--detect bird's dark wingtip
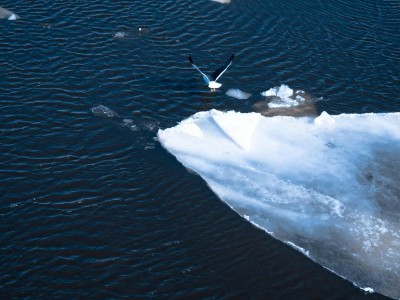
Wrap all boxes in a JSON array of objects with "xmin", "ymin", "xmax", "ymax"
[{"xmin": 188, "ymin": 55, "xmax": 194, "ymax": 64}]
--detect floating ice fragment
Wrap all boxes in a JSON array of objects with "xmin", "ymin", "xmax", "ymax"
[
  {"xmin": 211, "ymin": 0, "xmax": 231, "ymax": 3},
  {"xmin": 113, "ymin": 31, "xmax": 126, "ymax": 39},
  {"xmin": 123, "ymin": 119, "xmax": 134, "ymax": 125},
  {"xmin": 255, "ymin": 85, "xmax": 318, "ymax": 117},
  {"xmin": 261, "ymin": 84, "xmax": 293, "ymax": 98},
  {"xmin": 0, "ymin": 7, "xmax": 18, "ymax": 20},
  {"xmin": 129, "ymin": 125, "xmax": 140, "ymax": 132},
  {"xmin": 361, "ymin": 287, "xmax": 374, "ymax": 294},
  {"xmin": 261, "ymin": 84, "xmax": 302, "ymax": 108},
  {"xmin": 225, "ymin": 89, "xmax": 252, "ymax": 100},
  {"xmin": 91, "ymin": 105, "xmax": 118, "ymax": 118}
]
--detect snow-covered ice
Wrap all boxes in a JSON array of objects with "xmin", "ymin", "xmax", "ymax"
[
  {"xmin": 261, "ymin": 84, "xmax": 306, "ymax": 108},
  {"xmin": 158, "ymin": 109, "xmax": 400, "ymax": 299}
]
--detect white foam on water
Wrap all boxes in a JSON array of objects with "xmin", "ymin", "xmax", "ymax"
[
  {"xmin": 158, "ymin": 110, "xmax": 400, "ymax": 299},
  {"xmin": 225, "ymin": 89, "xmax": 252, "ymax": 100}
]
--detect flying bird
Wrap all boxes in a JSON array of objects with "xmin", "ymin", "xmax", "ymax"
[{"xmin": 188, "ymin": 53, "xmax": 235, "ymax": 91}]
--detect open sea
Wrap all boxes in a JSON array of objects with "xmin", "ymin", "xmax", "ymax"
[{"xmin": 1, "ymin": 0, "xmax": 399, "ymax": 299}]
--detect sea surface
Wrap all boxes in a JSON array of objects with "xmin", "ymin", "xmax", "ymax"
[{"xmin": 1, "ymin": 0, "xmax": 399, "ymax": 299}]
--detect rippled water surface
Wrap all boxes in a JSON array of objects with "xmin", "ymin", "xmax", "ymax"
[{"xmin": 1, "ymin": 0, "xmax": 399, "ymax": 299}]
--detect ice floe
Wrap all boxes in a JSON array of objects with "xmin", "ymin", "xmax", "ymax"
[{"xmin": 158, "ymin": 109, "xmax": 400, "ymax": 299}]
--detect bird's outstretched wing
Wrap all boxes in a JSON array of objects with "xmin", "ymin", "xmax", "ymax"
[
  {"xmin": 188, "ymin": 55, "xmax": 211, "ymax": 84},
  {"xmin": 212, "ymin": 52, "xmax": 235, "ymax": 81}
]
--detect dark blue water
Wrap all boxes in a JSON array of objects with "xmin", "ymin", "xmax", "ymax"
[{"xmin": 1, "ymin": 0, "xmax": 399, "ymax": 299}]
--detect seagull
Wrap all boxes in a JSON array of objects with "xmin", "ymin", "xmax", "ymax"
[{"xmin": 188, "ymin": 52, "xmax": 235, "ymax": 92}]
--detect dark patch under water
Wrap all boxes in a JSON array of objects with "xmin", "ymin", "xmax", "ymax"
[{"xmin": 1, "ymin": 0, "xmax": 399, "ymax": 299}]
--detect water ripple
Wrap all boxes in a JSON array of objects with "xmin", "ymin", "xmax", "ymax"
[{"xmin": 0, "ymin": 0, "xmax": 398, "ymax": 299}]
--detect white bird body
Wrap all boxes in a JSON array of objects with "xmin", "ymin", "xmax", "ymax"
[
  {"xmin": 208, "ymin": 81, "xmax": 222, "ymax": 89},
  {"xmin": 188, "ymin": 53, "xmax": 235, "ymax": 92}
]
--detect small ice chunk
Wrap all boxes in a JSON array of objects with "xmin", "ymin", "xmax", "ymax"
[
  {"xmin": 361, "ymin": 287, "xmax": 374, "ymax": 294},
  {"xmin": 261, "ymin": 84, "xmax": 293, "ymax": 98},
  {"xmin": 296, "ymin": 95, "xmax": 305, "ymax": 101},
  {"xmin": 113, "ymin": 31, "xmax": 126, "ymax": 39},
  {"xmin": 129, "ymin": 125, "xmax": 140, "ymax": 132},
  {"xmin": 0, "ymin": 7, "xmax": 18, "ymax": 19},
  {"xmin": 225, "ymin": 89, "xmax": 252, "ymax": 100},
  {"xmin": 211, "ymin": 0, "xmax": 231, "ymax": 3},
  {"xmin": 91, "ymin": 105, "xmax": 117, "ymax": 118},
  {"xmin": 260, "ymin": 87, "xmax": 277, "ymax": 97},
  {"xmin": 276, "ymin": 85, "xmax": 293, "ymax": 98},
  {"xmin": 315, "ymin": 111, "xmax": 335, "ymax": 126},
  {"xmin": 123, "ymin": 119, "xmax": 134, "ymax": 125},
  {"xmin": 261, "ymin": 84, "xmax": 300, "ymax": 108}
]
